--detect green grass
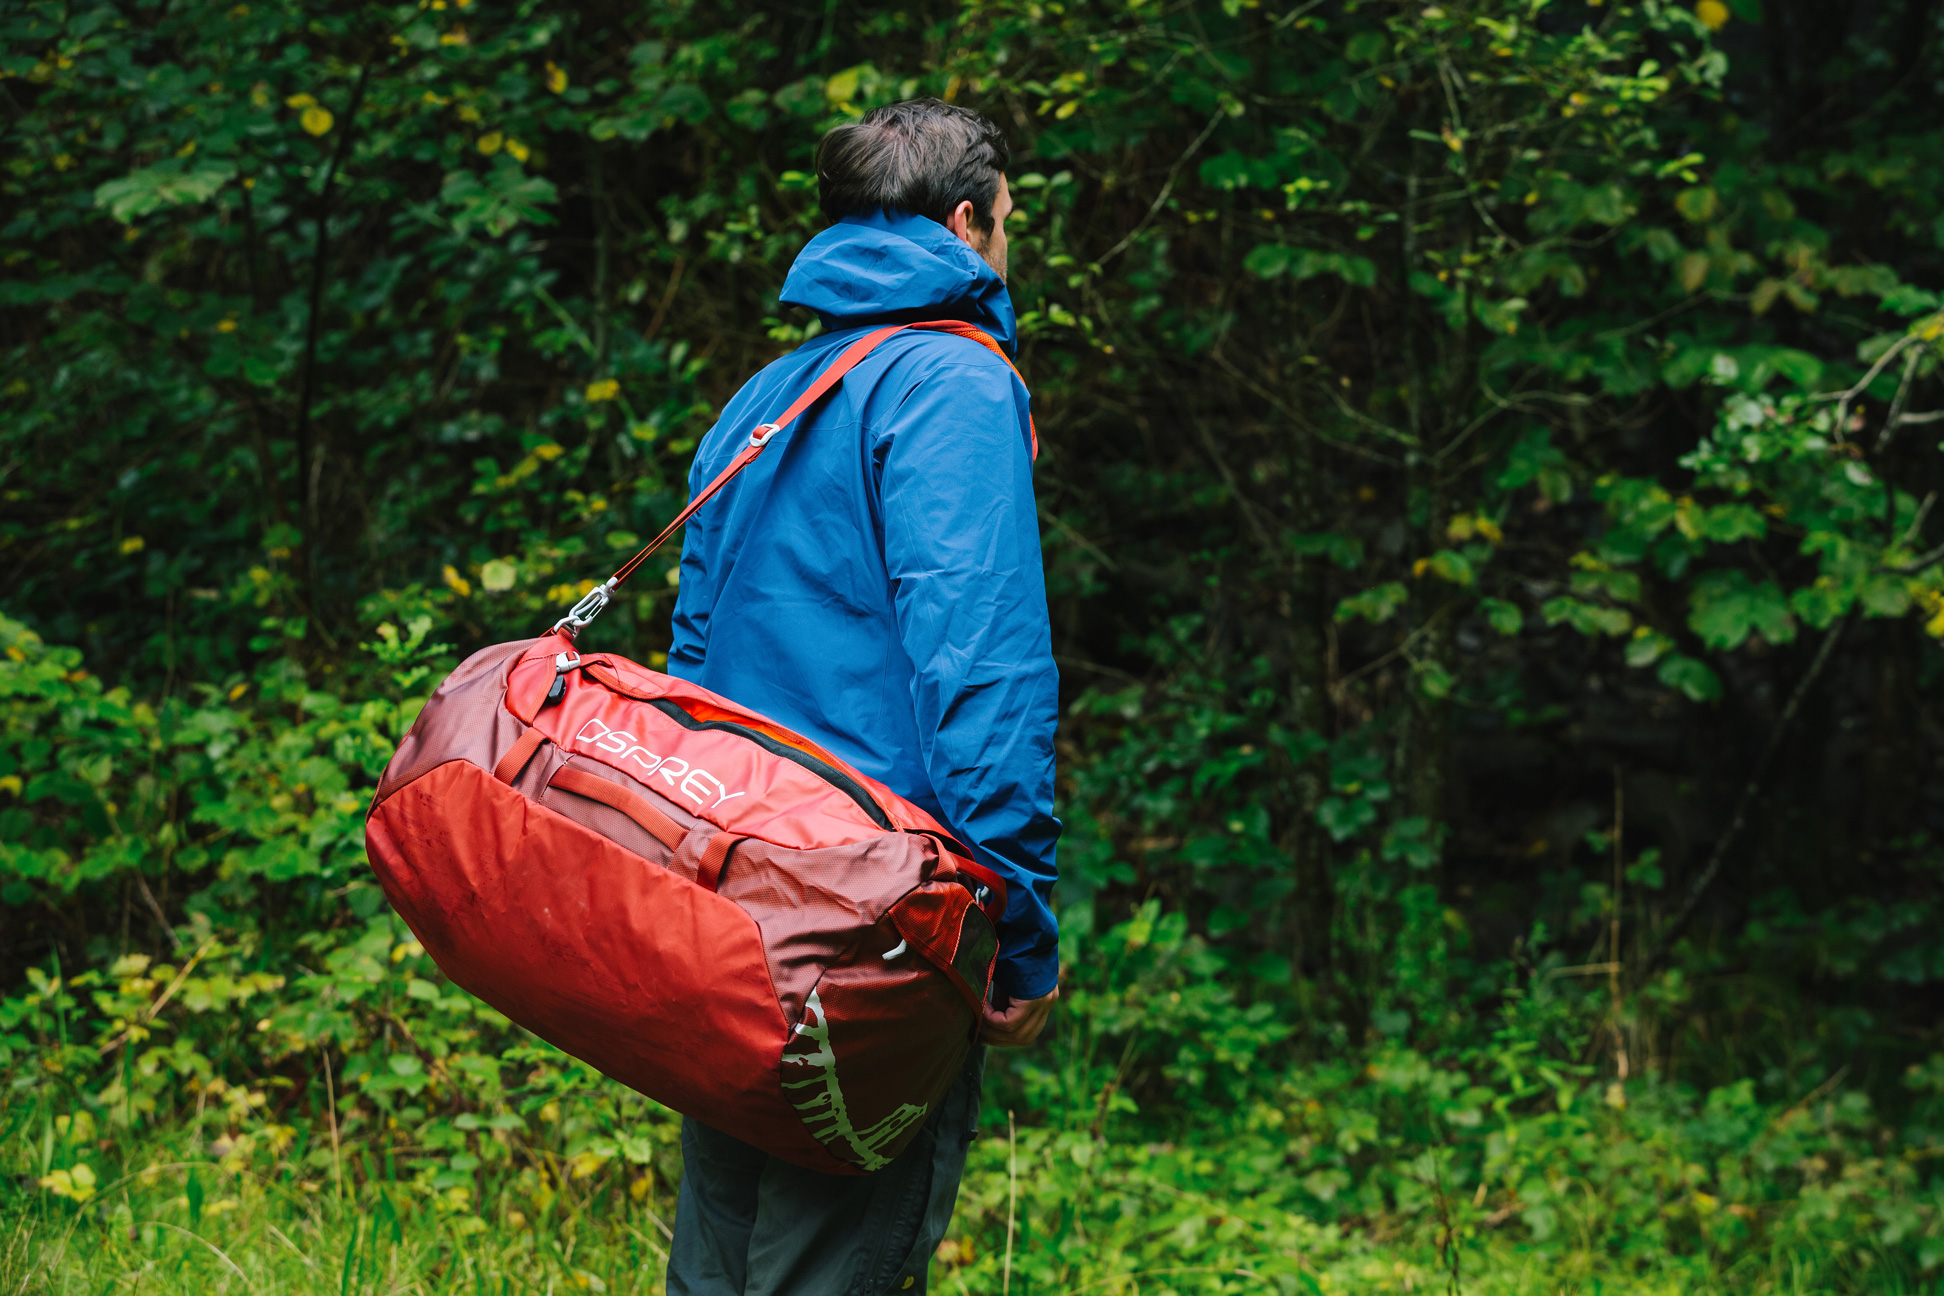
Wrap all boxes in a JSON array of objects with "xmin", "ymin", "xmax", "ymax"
[{"xmin": 7, "ymin": 1081, "xmax": 1940, "ymax": 1296}]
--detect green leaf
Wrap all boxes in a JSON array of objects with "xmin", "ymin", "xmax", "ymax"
[
  {"xmin": 1496, "ymin": 428, "xmax": 1572, "ymax": 503},
  {"xmin": 1657, "ymin": 654, "xmax": 1722, "ymax": 701},
  {"xmin": 1625, "ymin": 629, "xmax": 1675, "ymax": 668},
  {"xmin": 1541, "ymin": 597, "xmax": 1633, "ymax": 637},
  {"xmin": 1480, "ymin": 598, "xmax": 1523, "ymax": 636},
  {"xmin": 1289, "ymin": 531, "xmax": 1364, "ymax": 569},
  {"xmin": 1381, "ymin": 816, "xmax": 1444, "ymax": 870},
  {"xmin": 1345, "ymin": 30, "xmax": 1390, "ymax": 64},
  {"xmin": 442, "ymin": 164, "xmax": 560, "ymax": 238},
  {"xmin": 1418, "ymin": 549, "xmax": 1475, "ymax": 587},
  {"xmin": 1335, "ymin": 582, "xmax": 1409, "ymax": 624},
  {"xmin": 1688, "ymin": 570, "xmax": 1796, "ymax": 649},
  {"xmin": 1700, "ymin": 504, "xmax": 1766, "ymax": 543},
  {"xmin": 1245, "ymin": 245, "xmax": 1376, "ymax": 286},
  {"xmin": 94, "ymin": 162, "xmax": 237, "ymax": 222},
  {"xmin": 1316, "ymin": 795, "xmax": 1377, "ymax": 842}
]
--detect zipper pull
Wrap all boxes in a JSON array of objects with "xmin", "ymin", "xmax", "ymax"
[{"xmin": 543, "ymin": 651, "xmax": 582, "ymax": 708}]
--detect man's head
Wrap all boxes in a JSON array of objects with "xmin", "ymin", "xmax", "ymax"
[{"xmin": 815, "ymin": 98, "xmax": 1014, "ymax": 281}]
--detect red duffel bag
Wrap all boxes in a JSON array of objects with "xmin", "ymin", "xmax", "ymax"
[{"xmin": 364, "ymin": 321, "xmax": 1027, "ymax": 1174}]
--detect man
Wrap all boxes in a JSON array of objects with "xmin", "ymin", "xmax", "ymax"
[{"xmin": 663, "ymin": 99, "xmax": 1061, "ymax": 1294}]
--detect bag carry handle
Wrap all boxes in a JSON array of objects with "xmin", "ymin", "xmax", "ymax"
[{"xmin": 550, "ymin": 320, "xmax": 1033, "ymax": 637}]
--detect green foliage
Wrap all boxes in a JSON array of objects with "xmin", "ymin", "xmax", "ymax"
[{"xmin": 11, "ymin": 0, "xmax": 1944, "ymax": 1288}]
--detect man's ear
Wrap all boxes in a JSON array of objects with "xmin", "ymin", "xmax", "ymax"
[{"xmin": 945, "ymin": 198, "xmax": 976, "ymax": 244}]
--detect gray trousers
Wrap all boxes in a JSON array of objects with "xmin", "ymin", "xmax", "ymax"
[{"xmin": 666, "ymin": 1048, "xmax": 985, "ymax": 1296}]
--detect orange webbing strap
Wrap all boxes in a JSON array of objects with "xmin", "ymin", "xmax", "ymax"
[
  {"xmin": 905, "ymin": 320, "xmax": 1038, "ymax": 460},
  {"xmin": 493, "ymin": 727, "xmax": 550, "ymax": 784},
  {"xmin": 610, "ymin": 323, "xmax": 904, "ymax": 586},
  {"xmin": 602, "ymin": 321, "xmax": 1031, "ymax": 593},
  {"xmin": 548, "ymin": 764, "xmax": 687, "ymax": 851},
  {"xmin": 694, "ymin": 832, "xmax": 744, "ymax": 892}
]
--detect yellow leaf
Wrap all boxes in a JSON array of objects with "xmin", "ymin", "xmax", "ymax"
[
  {"xmin": 546, "ymin": 61, "xmax": 568, "ymax": 94},
  {"xmin": 227, "ymin": 683, "xmax": 248, "ymax": 700},
  {"xmin": 532, "ymin": 442, "xmax": 565, "ymax": 460},
  {"xmin": 443, "ymin": 565, "xmax": 472, "ymax": 597},
  {"xmin": 825, "ymin": 67, "xmax": 862, "ymax": 104},
  {"xmin": 477, "ymin": 132, "xmax": 504, "ymax": 156},
  {"xmin": 40, "ymin": 1164, "xmax": 96, "ymax": 1202},
  {"xmin": 301, "ymin": 105, "xmax": 333, "ymax": 136},
  {"xmin": 176, "ymin": 140, "xmax": 197, "ymax": 157},
  {"xmin": 120, "ymin": 535, "xmax": 145, "ymax": 554},
  {"xmin": 1679, "ymin": 252, "xmax": 1710, "ymax": 293},
  {"xmin": 284, "ymin": 93, "xmax": 316, "ymax": 109},
  {"xmin": 1695, "ymin": 0, "xmax": 1728, "ymax": 31},
  {"xmin": 0, "ymin": 776, "xmax": 21, "ymax": 796},
  {"xmin": 584, "ymin": 379, "xmax": 620, "ymax": 402},
  {"xmin": 217, "ymin": 318, "xmax": 238, "ymax": 333},
  {"xmin": 505, "ymin": 138, "xmax": 530, "ymax": 163}
]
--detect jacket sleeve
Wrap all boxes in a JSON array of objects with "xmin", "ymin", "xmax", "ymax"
[{"xmin": 876, "ymin": 356, "xmax": 1061, "ymax": 1002}]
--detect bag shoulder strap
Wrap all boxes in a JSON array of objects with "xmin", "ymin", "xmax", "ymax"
[{"xmin": 554, "ymin": 321, "xmax": 1030, "ymax": 635}]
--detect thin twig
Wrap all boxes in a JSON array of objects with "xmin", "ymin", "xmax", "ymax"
[
  {"xmin": 1003, "ymin": 1110, "xmax": 1017, "ymax": 1296},
  {"xmin": 1039, "ymin": 506, "xmax": 1120, "ymax": 571},
  {"xmin": 149, "ymin": 1223, "xmax": 248, "ymax": 1284},
  {"xmin": 1332, "ymin": 602, "xmax": 1458, "ymax": 698},
  {"xmin": 1903, "ymin": 491, "xmax": 1937, "ymax": 547},
  {"xmin": 1888, "ymin": 539, "xmax": 1944, "ymax": 574},
  {"xmin": 132, "ymin": 872, "xmax": 181, "ymax": 951},
  {"xmin": 1818, "ymin": 333, "xmax": 1919, "ymax": 441},
  {"xmin": 292, "ymin": 59, "xmax": 375, "ymax": 597},
  {"xmin": 1632, "ymin": 615, "xmax": 1850, "ymax": 985},
  {"xmin": 95, "ymin": 937, "xmax": 215, "ymax": 1052},
  {"xmin": 323, "ymin": 1048, "xmax": 343, "ymax": 1201},
  {"xmin": 1096, "ymin": 109, "xmax": 1226, "ymax": 267}
]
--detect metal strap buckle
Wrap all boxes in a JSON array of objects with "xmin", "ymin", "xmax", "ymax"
[{"xmin": 549, "ymin": 579, "xmax": 616, "ymax": 637}]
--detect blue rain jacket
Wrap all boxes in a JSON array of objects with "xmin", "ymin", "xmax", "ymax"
[{"xmin": 668, "ymin": 210, "xmax": 1060, "ymax": 1002}]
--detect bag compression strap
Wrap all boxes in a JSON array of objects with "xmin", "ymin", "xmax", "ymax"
[{"xmin": 551, "ymin": 320, "xmax": 1032, "ymax": 637}]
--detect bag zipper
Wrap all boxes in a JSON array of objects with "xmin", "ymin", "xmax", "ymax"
[{"xmin": 626, "ymin": 694, "xmax": 896, "ymax": 832}]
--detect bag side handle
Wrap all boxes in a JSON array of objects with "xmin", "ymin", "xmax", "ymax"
[{"xmin": 550, "ymin": 321, "xmax": 1028, "ymax": 637}]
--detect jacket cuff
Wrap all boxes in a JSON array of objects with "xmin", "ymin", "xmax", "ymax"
[{"xmin": 994, "ymin": 946, "xmax": 1059, "ymax": 1004}]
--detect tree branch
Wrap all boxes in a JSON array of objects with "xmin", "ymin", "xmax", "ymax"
[{"xmin": 1631, "ymin": 614, "xmax": 1850, "ymax": 986}]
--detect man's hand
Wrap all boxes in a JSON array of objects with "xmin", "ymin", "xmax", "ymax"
[{"xmin": 980, "ymin": 986, "xmax": 1058, "ymax": 1048}]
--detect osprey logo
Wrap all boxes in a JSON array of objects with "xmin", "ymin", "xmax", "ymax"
[{"xmin": 572, "ymin": 716, "xmax": 747, "ymax": 811}]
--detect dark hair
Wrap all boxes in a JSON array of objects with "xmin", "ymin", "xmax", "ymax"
[{"xmin": 815, "ymin": 98, "xmax": 1010, "ymax": 234}]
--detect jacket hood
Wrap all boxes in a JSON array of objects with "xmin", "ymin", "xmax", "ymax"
[{"xmin": 779, "ymin": 210, "xmax": 1017, "ymax": 354}]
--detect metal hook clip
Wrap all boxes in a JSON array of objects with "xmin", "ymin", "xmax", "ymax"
[{"xmin": 550, "ymin": 579, "xmax": 616, "ymax": 638}]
